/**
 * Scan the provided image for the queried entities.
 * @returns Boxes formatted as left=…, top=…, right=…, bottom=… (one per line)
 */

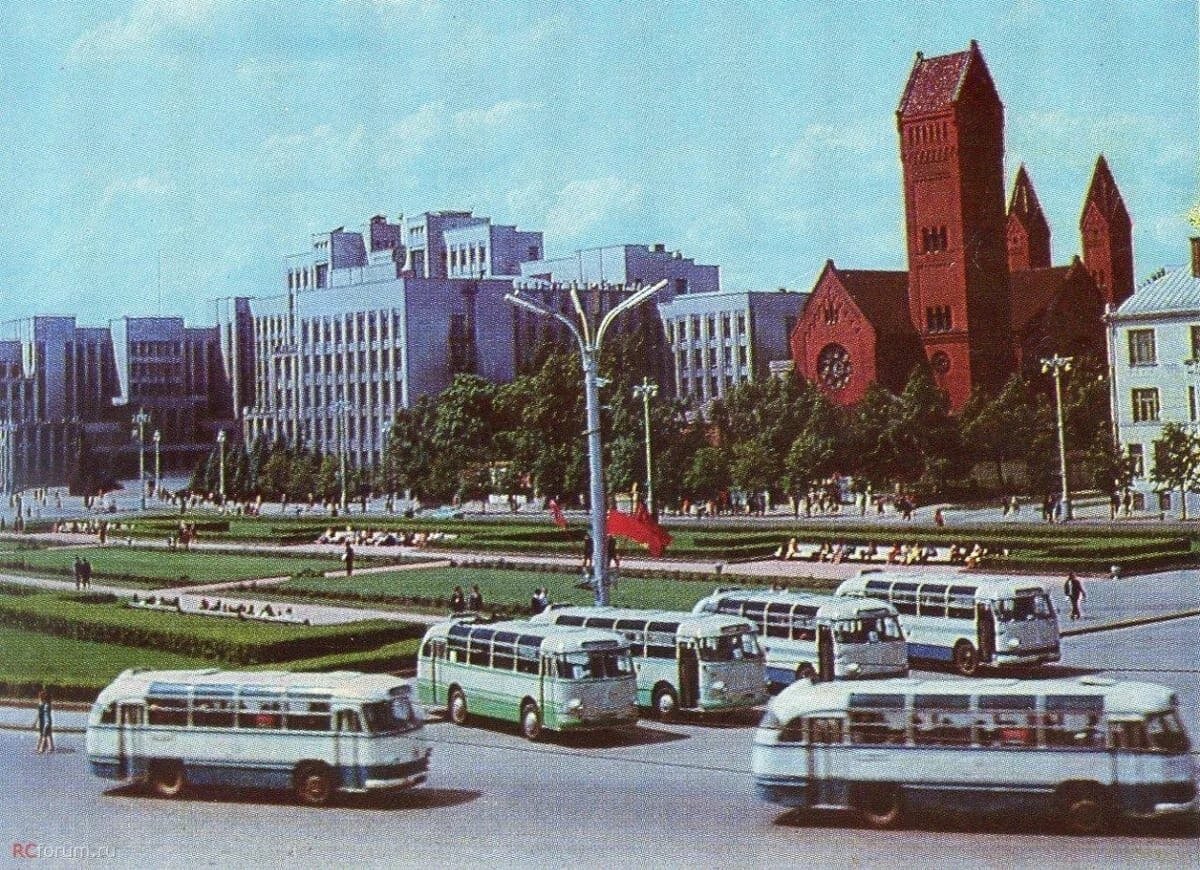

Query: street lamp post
left=216, top=429, right=227, bottom=503
left=152, top=429, right=161, bottom=493
left=506, top=279, right=667, bottom=606
left=1041, top=354, right=1074, bottom=522
left=132, top=409, right=150, bottom=510
left=632, top=377, right=658, bottom=515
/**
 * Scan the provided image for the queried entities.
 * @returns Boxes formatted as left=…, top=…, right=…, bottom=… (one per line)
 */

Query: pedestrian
left=934, top=507, right=945, bottom=528
left=581, top=534, right=593, bottom=571
left=1109, top=491, right=1120, bottom=520
left=34, top=689, right=54, bottom=754
left=1064, top=571, right=1086, bottom=620
left=535, top=587, right=549, bottom=613
left=73, top=557, right=83, bottom=591
left=606, top=536, right=620, bottom=569
left=342, top=540, right=355, bottom=577
left=467, top=584, right=484, bottom=612
left=530, top=588, right=543, bottom=614
left=81, top=558, right=92, bottom=590
left=450, top=585, right=466, bottom=615
left=1122, top=490, right=1132, bottom=517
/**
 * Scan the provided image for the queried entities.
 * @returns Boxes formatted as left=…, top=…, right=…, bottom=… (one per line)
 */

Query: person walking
left=467, top=584, right=484, bottom=612
left=73, top=557, right=83, bottom=591
left=450, top=586, right=466, bottom=615
left=34, top=690, right=54, bottom=754
left=81, top=558, right=92, bottom=590
left=1064, top=572, right=1086, bottom=620
left=342, top=540, right=355, bottom=578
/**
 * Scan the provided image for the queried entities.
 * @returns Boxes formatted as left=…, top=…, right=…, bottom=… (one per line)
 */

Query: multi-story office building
left=520, top=243, right=719, bottom=295
left=242, top=213, right=523, bottom=468
left=658, top=288, right=809, bottom=407
left=1107, top=237, right=1200, bottom=518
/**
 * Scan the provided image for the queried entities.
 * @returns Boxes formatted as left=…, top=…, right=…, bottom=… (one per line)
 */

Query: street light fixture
left=216, top=429, right=227, bottom=503
left=331, top=399, right=349, bottom=512
left=131, top=408, right=150, bottom=510
left=505, top=279, right=667, bottom=606
left=1041, top=354, right=1073, bottom=522
left=152, top=429, right=161, bottom=494
left=632, top=377, right=659, bottom=515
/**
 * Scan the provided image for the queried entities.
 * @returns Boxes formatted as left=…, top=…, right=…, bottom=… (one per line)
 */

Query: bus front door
left=806, top=716, right=844, bottom=807
left=976, top=604, right=995, bottom=663
left=116, top=702, right=145, bottom=780
left=428, top=640, right=444, bottom=705
left=817, top=626, right=835, bottom=682
left=678, top=642, right=699, bottom=709
left=335, top=710, right=362, bottom=789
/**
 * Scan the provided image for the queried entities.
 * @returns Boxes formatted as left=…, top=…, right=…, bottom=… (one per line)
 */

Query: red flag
left=548, top=498, right=567, bottom=529
left=606, top=507, right=672, bottom=557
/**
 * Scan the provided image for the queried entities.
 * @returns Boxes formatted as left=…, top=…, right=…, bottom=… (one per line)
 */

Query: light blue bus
left=531, top=605, right=768, bottom=719
left=86, top=669, right=430, bottom=805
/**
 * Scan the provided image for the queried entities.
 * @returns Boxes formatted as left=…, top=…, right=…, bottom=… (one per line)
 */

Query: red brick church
left=790, top=40, right=1132, bottom=411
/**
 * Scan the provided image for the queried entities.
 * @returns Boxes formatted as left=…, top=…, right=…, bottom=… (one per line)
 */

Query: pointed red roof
left=1008, top=165, right=1046, bottom=224
left=1081, top=155, right=1130, bottom=226
left=898, top=40, right=989, bottom=117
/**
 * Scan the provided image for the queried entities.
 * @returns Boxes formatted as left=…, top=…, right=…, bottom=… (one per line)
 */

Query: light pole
left=131, top=408, right=150, bottom=510
left=1041, top=354, right=1073, bottom=522
left=331, top=399, right=349, bottom=512
left=633, top=377, right=658, bottom=515
left=152, top=429, right=161, bottom=493
left=506, top=279, right=667, bottom=606
left=216, top=429, right=227, bottom=503
left=1186, top=358, right=1200, bottom=429
left=380, top=421, right=392, bottom=506
left=0, top=421, right=13, bottom=497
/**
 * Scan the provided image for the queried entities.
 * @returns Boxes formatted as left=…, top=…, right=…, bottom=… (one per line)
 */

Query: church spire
left=1080, top=154, right=1133, bottom=307
left=1006, top=164, right=1051, bottom=271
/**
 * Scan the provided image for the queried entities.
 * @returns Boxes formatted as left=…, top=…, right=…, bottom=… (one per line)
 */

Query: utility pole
left=633, top=377, right=658, bottom=515
left=1041, top=354, right=1074, bottom=521
left=132, top=408, right=150, bottom=510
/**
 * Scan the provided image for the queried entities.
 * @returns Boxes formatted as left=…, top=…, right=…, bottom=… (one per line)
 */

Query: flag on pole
left=606, top=506, right=672, bottom=557
left=548, top=498, right=567, bottom=529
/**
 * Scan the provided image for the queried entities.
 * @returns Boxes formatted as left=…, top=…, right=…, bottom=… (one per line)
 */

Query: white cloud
left=69, top=0, right=221, bottom=64
left=453, top=100, right=539, bottom=132
left=99, top=172, right=175, bottom=207
left=261, top=124, right=368, bottom=172
left=777, top=121, right=892, bottom=174
left=544, top=177, right=643, bottom=240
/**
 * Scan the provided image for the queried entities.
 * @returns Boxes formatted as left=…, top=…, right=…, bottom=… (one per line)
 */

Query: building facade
left=658, top=288, right=808, bottom=407
left=792, top=41, right=1128, bottom=411
left=1107, top=238, right=1200, bottom=519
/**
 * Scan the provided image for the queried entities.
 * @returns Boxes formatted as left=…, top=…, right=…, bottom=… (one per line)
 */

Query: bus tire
left=149, top=760, right=186, bottom=798
left=796, top=663, right=818, bottom=683
left=1058, top=785, right=1111, bottom=835
left=294, top=762, right=335, bottom=807
left=520, top=701, right=542, bottom=741
left=652, top=685, right=678, bottom=721
left=448, top=687, right=468, bottom=726
left=857, top=783, right=904, bottom=830
left=952, top=640, right=980, bottom=676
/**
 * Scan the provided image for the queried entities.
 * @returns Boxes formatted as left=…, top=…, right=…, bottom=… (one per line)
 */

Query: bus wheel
left=653, top=685, right=678, bottom=721
left=796, top=663, right=818, bottom=683
left=1059, top=787, right=1111, bottom=835
left=295, top=763, right=334, bottom=807
left=448, top=688, right=468, bottom=726
left=952, top=641, right=979, bottom=676
left=520, top=701, right=543, bottom=741
left=857, top=784, right=904, bottom=829
left=149, top=760, right=186, bottom=798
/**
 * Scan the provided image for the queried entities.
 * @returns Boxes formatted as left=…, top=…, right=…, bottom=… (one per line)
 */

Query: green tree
left=729, top=437, right=776, bottom=500
left=959, top=375, right=1034, bottom=485
left=1150, top=422, right=1200, bottom=520
left=1081, top=430, right=1136, bottom=504
left=683, top=446, right=730, bottom=504
left=317, top=455, right=340, bottom=504
left=258, top=451, right=291, bottom=501
left=891, top=367, right=964, bottom=487
left=783, top=430, right=836, bottom=511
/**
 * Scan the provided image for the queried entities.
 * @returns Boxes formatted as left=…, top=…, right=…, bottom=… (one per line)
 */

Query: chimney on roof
left=1191, top=237, right=1200, bottom=278
left=652, top=243, right=665, bottom=253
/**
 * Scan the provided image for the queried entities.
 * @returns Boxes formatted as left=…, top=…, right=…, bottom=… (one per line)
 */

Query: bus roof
left=95, top=669, right=410, bottom=705
left=694, top=587, right=897, bottom=618
left=421, top=618, right=630, bottom=654
left=767, top=676, right=1178, bottom=719
left=531, top=605, right=754, bottom=639
left=839, top=571, right=1049, bottom=598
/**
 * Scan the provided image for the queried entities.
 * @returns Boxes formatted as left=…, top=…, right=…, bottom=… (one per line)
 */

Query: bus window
left=515, top=636, right=541, bottom=674
left=615, top=619, right=644, bottom=632
left=918, top=585, right=947, bottom=618
left=808, top=717, right=844, bottom=745
left=361, top=701, right=416, bottom=734
left=98, top=703, right=116, bottom=725
left=995, top=593, right=1051, bottom=622
left=146, top=695, right=189, bottom=727
left=792, top=607, right=817, bottom=642
left=557, top=650, right=634, bottom=680
left=644, top=628, right=676, bottom=659
left=764, top=603, right=790, bottom=639
left=779, top=716, right=806, bottom=744
left=238, top=694, right=283, bottom=729
left=288, top=700, right=331, bottom=731
left=336, top=709, right=362, bottom=733
left=1146, top=711, right=1191, bottom=753
left=911, top=710, right=973, bottom=746
left=698, top=632, right=761, bottom=662
left=192, top=696, right=236, bottom=728
left=947, top=587, right=975, bottom=620
left=492, top=639, right=516, bottom=671
left=467, top=636, right=490, bottom=667
left=849, top=709, right=906, bottom=745
left=1109, top=719, right=1149, bottom=751
left=891, top=583, right=918, bottom=616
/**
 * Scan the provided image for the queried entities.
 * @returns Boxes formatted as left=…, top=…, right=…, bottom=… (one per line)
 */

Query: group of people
left=450, top=584, right=485, bottom=615
left=71, top=556, right=94, bottom=590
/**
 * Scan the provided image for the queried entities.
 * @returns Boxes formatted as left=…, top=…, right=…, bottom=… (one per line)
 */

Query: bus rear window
left=995, top=594, right=1051, bottom=622
left=361, top=699, right=421, bottom=734
left=1146, top=711, right=1191, bottom=753
left=556, top=650, right=634, bottom=680
left=698, top=632, right=761, bottom=662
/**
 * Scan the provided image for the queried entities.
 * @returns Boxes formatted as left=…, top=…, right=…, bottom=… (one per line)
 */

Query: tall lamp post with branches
left=633, top=377, right=658, bottom=515
left=1041, top=354, right=1074, bottom=521
left=505, top=279, right=666, bottom=606
left=131, top=408, right=150, bottom=510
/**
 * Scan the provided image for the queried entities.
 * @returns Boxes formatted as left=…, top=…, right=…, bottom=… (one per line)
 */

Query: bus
left=836, top=571, right=1060, bottom=676
left=752, top=676, right=1197, bottom=834
left=416, top=619, right=638, bottom=740
left=530, top=605, right=768, bottom=719
left=86, top=669, right=430, bottom=806
left=691, top=588, right=908, bottom=687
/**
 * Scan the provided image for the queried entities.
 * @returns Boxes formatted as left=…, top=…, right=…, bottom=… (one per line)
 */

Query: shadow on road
left=103, top=783, right=480, bottom=812
left=563, top=724, right=689, bottom=749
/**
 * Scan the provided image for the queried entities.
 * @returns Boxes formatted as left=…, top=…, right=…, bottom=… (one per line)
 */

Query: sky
left=1, top=0, right=1196, bottom=326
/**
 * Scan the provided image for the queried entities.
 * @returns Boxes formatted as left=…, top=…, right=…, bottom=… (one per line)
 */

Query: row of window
left=287, top=263, right=328, bottom=290
left=1126, top=326, right=1200, bottom=367
left=921, top=226, right=949, bottom=254
left=925, top=305, right=952, bottom=334
left=667, top=313, right=749, bottom=344
left=1129, top=387, right=1199, bottom=423
left=678, top=346, right=750, bottom=372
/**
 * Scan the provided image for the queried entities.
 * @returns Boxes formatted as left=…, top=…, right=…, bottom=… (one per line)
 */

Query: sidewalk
left=0, top=702, right=89, bottom=735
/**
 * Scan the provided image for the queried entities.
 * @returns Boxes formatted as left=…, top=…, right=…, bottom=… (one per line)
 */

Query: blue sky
left=1, top=0, right=1196, bottom=325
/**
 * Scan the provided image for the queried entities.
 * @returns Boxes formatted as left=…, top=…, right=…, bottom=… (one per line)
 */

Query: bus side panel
left=634, top=659, right=672, bottom=709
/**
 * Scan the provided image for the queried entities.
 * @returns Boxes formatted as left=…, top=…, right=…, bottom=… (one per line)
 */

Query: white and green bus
left=530, top=606, right=768, bottom=719
left=86, top=669, right=431, bottom=806
left=416, top=619, right=639, bottom=740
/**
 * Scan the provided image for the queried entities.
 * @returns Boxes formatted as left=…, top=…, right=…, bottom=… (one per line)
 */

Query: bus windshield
left=1146, top=711, right=1191, bottom=753
left=557, top=650, right=635, bottom=680
left=698, top=632, right=762, bottom=662
left=360, top=698, right=422, bottom=734
left=994, top=594, right=1053, bottom=623
left=834, top=614, right=904, bottom=644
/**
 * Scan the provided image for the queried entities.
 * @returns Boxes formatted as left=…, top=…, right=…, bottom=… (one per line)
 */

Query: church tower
left=1080, top=155, right=1134, bottom=309
left=897, top=40, right=1014, bottom=409
left=1006, top=165, right=1051, bottom=272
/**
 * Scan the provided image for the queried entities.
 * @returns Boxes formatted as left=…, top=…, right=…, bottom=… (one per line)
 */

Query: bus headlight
left=566, top=698, right=584, bottom=714
left=710, top=681, right=726, bottom=695
left=845, top=662, right=861, bottom=674
left=1006, top=637, right=1021, bottom=649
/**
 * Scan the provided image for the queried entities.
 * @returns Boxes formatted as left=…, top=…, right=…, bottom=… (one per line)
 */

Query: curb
left=1060, top=607, right=1200, bottom=638
left=0, top=721, right=86, bottom=735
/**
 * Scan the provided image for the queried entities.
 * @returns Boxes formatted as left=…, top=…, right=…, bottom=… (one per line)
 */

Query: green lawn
left=0, top=547, right=344, bottom=588
left=282, top=565, right=776, bottom=614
